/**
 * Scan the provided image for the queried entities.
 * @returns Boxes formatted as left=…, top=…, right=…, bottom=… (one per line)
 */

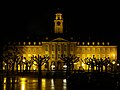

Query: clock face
left=57, top=21, right=60, bottom=25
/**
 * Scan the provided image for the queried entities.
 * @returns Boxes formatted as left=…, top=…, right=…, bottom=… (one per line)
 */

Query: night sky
left=1, top=1, right=120, bottom=42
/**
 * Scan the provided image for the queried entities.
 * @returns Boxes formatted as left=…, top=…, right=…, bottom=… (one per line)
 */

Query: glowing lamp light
left=102, top=42, right=105, bottom=45
left=33, top=67, right=36, bottom=70
left=63, top=65, right=67, bottom=68
left=92, top=42, right=95, bottom=45
left=23, top=59, right=25, bottom=62
left=82, top=62, right=85, bottom=69
left=112, top=61, right=115, bottom=65
left=107, top=42, right=110, bottom=45
left=82, top=62, right=85, bottom=67
left=82, top=42, right=85, bottom=45
left=117, top=63, right=119, bottom=66
left=97, top=42, right=100, bottom=45
left=87, top=42, right=90, bottom=45
left=51, top=65, right=55, bottom=68
left=28, top=42, right=31, bottom=45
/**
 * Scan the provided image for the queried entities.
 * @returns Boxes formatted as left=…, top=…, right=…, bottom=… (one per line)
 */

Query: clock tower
left=54, top=13, right=63, bottom=34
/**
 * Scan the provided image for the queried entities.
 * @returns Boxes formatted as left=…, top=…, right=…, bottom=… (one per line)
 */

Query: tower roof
left=55, top=8, right=62, bottom=14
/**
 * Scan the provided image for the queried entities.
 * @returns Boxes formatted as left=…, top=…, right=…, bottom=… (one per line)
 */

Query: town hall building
left=3, top=12, right=118, bottom=71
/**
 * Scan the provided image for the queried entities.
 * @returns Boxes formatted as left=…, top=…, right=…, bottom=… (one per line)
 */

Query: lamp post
left=116, top=63, right=119, bottom=72
left=22, top=57, right=26, bottom=72
left=112, top=60, right=116, bottom=72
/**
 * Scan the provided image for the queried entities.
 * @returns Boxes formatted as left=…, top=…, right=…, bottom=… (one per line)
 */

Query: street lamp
left=117, top=63, right=119, bottom=66
left=22, top=58, right=26, bottom=71
left=23, top=59, right=25, bottom=63
left=112, top=60, right=115, bottom=65
left=112, top=60, right=116, bottom=72
left=63, top=65, right=67, bottom=70
left=51, top=65, right=55, bottom=70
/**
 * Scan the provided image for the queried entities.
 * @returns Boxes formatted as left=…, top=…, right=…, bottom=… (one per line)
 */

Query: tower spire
left=54, top=10, right=63, bottom=34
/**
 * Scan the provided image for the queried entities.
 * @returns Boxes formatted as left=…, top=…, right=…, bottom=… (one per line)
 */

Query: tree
left=60, top=54, right=79, bottom=76
left=2, top=43, right=24, bottom=74
left=81, top=56, right=112, bottom=72
left=81, top=57, right=96, bottom=72
left=103, top=57, right=111, bottom=72
left=32, top=55, right=50, bottom=76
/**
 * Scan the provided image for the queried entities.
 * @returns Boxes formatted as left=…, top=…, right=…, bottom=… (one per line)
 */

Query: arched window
left=58, top=45, right=60, bottom=51
left=45, top=44, right=48, bottom=51
left=52, top=45, right=55, bottom=51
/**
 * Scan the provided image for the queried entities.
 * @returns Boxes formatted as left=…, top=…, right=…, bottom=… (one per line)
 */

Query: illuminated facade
left=3, top=12, right=117, bottom=71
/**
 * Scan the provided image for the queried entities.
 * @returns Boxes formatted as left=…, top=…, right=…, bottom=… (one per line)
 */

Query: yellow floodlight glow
left=87, top=42, right=90, bottom=45
left=20, top=77, right=27, bottom=90
left=97, top=42, right=100, bottom=45
left=82, top=62, right=85, bottom=69
left=63, top=65, right=67, bottom=68
left=117, top=63, right=119, bottom=66
left=82, top=42, right=85, bottom=45
left=23, top=59, right=25, bottom=62
left=102, top=42, right=104, bottom=45
left=51, top=65, right=55, bottom=68
left=92, top=42, right=95, bottom=45
left=112, top=60, right=115, bottom=65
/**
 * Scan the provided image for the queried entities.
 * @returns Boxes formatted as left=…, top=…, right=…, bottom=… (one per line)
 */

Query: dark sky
left=1, top=1, right=120, bottom=42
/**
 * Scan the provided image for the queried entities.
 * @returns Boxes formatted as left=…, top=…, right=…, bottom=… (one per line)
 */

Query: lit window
left=38, top=42, right=41, bottom=45
left=87, top=48, right=90, bottom=52
left=45, top=37, right=48, bottom=40
left=107, top=42, right=110, bottom=45
left=82, top=48, right=85, bottom=52
left=23, top=54, right=26, bottom=58
left=87, top=42, right=90, bottom=45
left=87, top=54, right=90, bottom=58
left=92, top=48, right=95, bottom=53
left=33, top=42, right=36, bottom=45
left=64, top=45, right=67, bottom=51
left=77, top=54, right=80, bottom=58
left=23, top=42, right=26, bottom=45
left=82, top=42, right=85, bottom=45
left=23, top=48, right=26, bottom=52
left=28, top=54, right=31, bottom=60
left=102, top=54, right=105, bottom=59
left=107, top=54, right=110, bottom=58
left=101, top=48, right=105, bottom=53
left=112, top=54, right=115, bottom=59
left=18, top=42, right=21, bottom=45
left=112, top=48, right=115, bottom=52
left=97, top=42, right=100, bottom=45
left=77, top=48, right=80, bottom=53
left=33, top=48, right=36, bottom=53
left=97, top=48, right=100, bottom=53
left=82, top=54, right=85, bottom=59
left=92, top=42, right=95, bottom=45
left=107, top=48, right=110, bottom=53
left=45, top=54, right=48, bottom=57
left=52, top=54, right=54, bottom=58
left=45, top=45, right=48, bottom=51
left=58, top=54, right=61, bottom=58
left=58, top=45, right=60, bottom=51
left=97, top=54, right=100, bottom=59
left=28, top=42, right=31, bottom=45
left=27, top=48, right=31, bottom=53
left=102, top=42, right=104, bottom=45
left=52, top=45, right=55, bottom=51
left=38, top=48, right=41, bottom=53
left=70, top=44, right=73, bottom=51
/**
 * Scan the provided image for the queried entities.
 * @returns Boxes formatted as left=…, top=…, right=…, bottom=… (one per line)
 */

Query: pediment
left=50, top=37, right=69, bottom=42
